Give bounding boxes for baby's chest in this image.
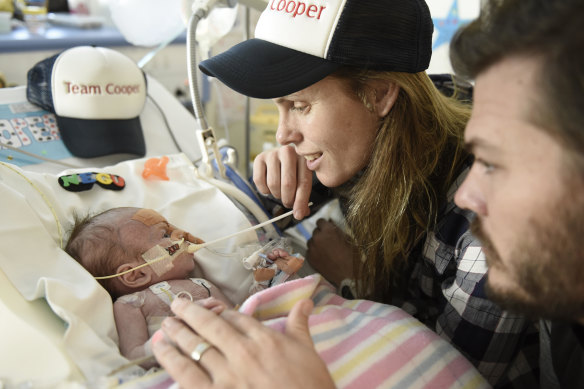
[142,279,213,314]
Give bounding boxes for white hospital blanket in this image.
[0,154,259,383]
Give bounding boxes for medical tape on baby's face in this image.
[141,238,189,276]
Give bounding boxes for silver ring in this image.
[190,341,213,362]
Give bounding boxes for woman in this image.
[152,0,538,387]
[275,69,471,303]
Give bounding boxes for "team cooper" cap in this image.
[199,0,434,99]
[27,46,147,158]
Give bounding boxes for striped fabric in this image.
[240,274,491,389]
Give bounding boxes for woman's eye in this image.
[291,104,308,112]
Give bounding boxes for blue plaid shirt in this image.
[396,168,540,388]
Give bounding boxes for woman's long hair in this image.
[331,69,471,302]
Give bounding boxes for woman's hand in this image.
[307,219,356,287]
[152,298,335,389]
[253,145,313,220]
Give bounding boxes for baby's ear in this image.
[116,263,152,289]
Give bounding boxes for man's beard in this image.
[470,199,584,321]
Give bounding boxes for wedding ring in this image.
[190,341,213,362]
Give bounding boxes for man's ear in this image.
[371,80,400,118]
[116,262,152,289]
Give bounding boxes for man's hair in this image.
[65,208,136,298]
[450,0,584,154]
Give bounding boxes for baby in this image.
[65,207,233,367]
[65,207,303,368]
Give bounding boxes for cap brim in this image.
[199,39,341,99]
[57,116,146,158]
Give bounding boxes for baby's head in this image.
[65,207,201,298]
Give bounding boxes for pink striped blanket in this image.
[124,274,490,388]
[239,274,490,389]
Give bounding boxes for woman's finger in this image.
[293,154,312,220]
[159,317,225,372]
[253,153,269,195]
[265,150,283,199]
[285,299,314,347]
[152,336,212,388]
[170,298,252,347]
[171,298,278,346]
[278,146,300,208]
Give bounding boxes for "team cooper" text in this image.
[63,81,141,95]
[268,0,327,19]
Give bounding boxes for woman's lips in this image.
[304,153,323,170]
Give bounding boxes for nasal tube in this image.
[187,204,311,254]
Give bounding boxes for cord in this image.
[0,142,81,169]
[146,94,184,154]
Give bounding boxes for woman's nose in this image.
[276,117,301,145]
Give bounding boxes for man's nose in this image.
[454,170,487,216]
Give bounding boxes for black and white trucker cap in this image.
[26,46,147,158]
[199,0,434,99]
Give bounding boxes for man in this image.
[450,0,584,387]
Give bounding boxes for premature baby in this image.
[65,207,304,368]
[65,207,233,367]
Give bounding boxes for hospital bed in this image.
[0,58,489,388]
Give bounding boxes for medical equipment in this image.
[91,205,308,281]
[141,239,189,277]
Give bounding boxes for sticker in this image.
[58,172,125,192]
[131,208,162,226]
[149,281,171,295]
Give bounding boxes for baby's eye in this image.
[163,232,171,238]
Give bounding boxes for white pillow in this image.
[0,153,259,381]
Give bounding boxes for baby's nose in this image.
[171,229,186,241]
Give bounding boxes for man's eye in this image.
[476,158,496,173]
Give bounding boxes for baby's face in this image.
[120,209,195,279]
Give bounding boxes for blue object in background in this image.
[0,102,73,166]
[432,0,474,50]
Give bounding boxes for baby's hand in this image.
[275,255,304,275]
[196,297,228,314]
[267,248,291,261]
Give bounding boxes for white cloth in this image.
[0,153,257,381]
